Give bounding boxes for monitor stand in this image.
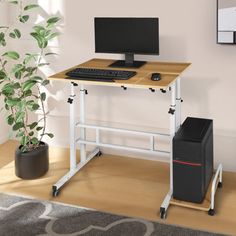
[109,53,146,68]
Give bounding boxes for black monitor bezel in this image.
[94,17,159,55]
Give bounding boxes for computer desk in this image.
[49,58,191,219]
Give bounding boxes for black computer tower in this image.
[173,117,213,203]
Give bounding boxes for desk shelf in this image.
[170,164,223,215]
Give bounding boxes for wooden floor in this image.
[0,140,236,235]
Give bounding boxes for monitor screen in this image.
[94,17,159,55]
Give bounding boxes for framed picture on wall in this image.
[217,0,236,44]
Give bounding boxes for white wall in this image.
[6,0,236,171]
[0,2,10,144]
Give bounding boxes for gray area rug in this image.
[0,193,227,236]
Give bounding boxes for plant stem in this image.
[0,58,6,72]
[22,90,31,149]
[38,116,45,123]
[37,85,46,142]
[36,48,47,143]
[19,0,23,16]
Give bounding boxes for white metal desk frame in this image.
[52,78,182,219]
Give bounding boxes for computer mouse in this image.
[151,73,161,81]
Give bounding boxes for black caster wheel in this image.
[160,207,167,219]
[208,209,215,216]
[218,182,223,188]
[52,186,60,197]
[96,151,102,157]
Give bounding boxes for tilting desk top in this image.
[49,58,191,89]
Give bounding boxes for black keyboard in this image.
[65,68,136,82]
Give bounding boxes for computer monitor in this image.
[94,17,159,68]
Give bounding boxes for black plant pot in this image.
[15,142,49,180]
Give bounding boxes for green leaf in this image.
[0,70,6,80]
[42,79,50,86]
[44,30,51,37]
[2,51,20,60]
[12,64,25,74]
[9,1,18,4]
[16,131,24,138]
[32,103,40,111]
[26,100,34,105]
[36,126,43,131]
[19,15,29,23]
[6,98,21,106]
[47,17,60,25]
[0,32,4,40]
[22,90,32,98]
[27,101,40,111]
[23,66,37,77]
[5,104,10,110]
[41,41,48,49]
[23,73,32,79]
[45,133,54,138]
[20,145,28,152]
[25,66,37,72]
[42,133,54,138]
[31,76,43,81]
[24,4,39,11]
[6,115,14,125]
[38,63,49,67]
[14,29,21,38]
[2,60,7,67]
[20,136,29,149]
[13,82,21,89]
[33,25,45,34]
[29,122,38,130]
[15,71,22,80]
[0,32,6,46]
[13,122,24,131]
[22,80,37,91]
[45,52,58,56]
[26,101,33,109]
[9,32,16,38]
[31,137,39,145]
[29,131,34,136]
[15,111,25,122]
[30,32,47,48]
[47,32,60,41]
[16,100,25,110]
[40,92,46,101]
[23,53,38,65]
[2,83,15,96]
[0,40,6,47]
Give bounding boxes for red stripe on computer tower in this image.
[173,160,202,167]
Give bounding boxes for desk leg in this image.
[175,78,181,131]
[160,81,177,219]
[70,82,77,170]
[169,81,177,193]
[80,85,86,163]
[52,83,99,197]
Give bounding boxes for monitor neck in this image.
[125,53,134,66]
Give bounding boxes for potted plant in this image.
[0,1,60,179]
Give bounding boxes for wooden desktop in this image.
[49,58,191,89]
